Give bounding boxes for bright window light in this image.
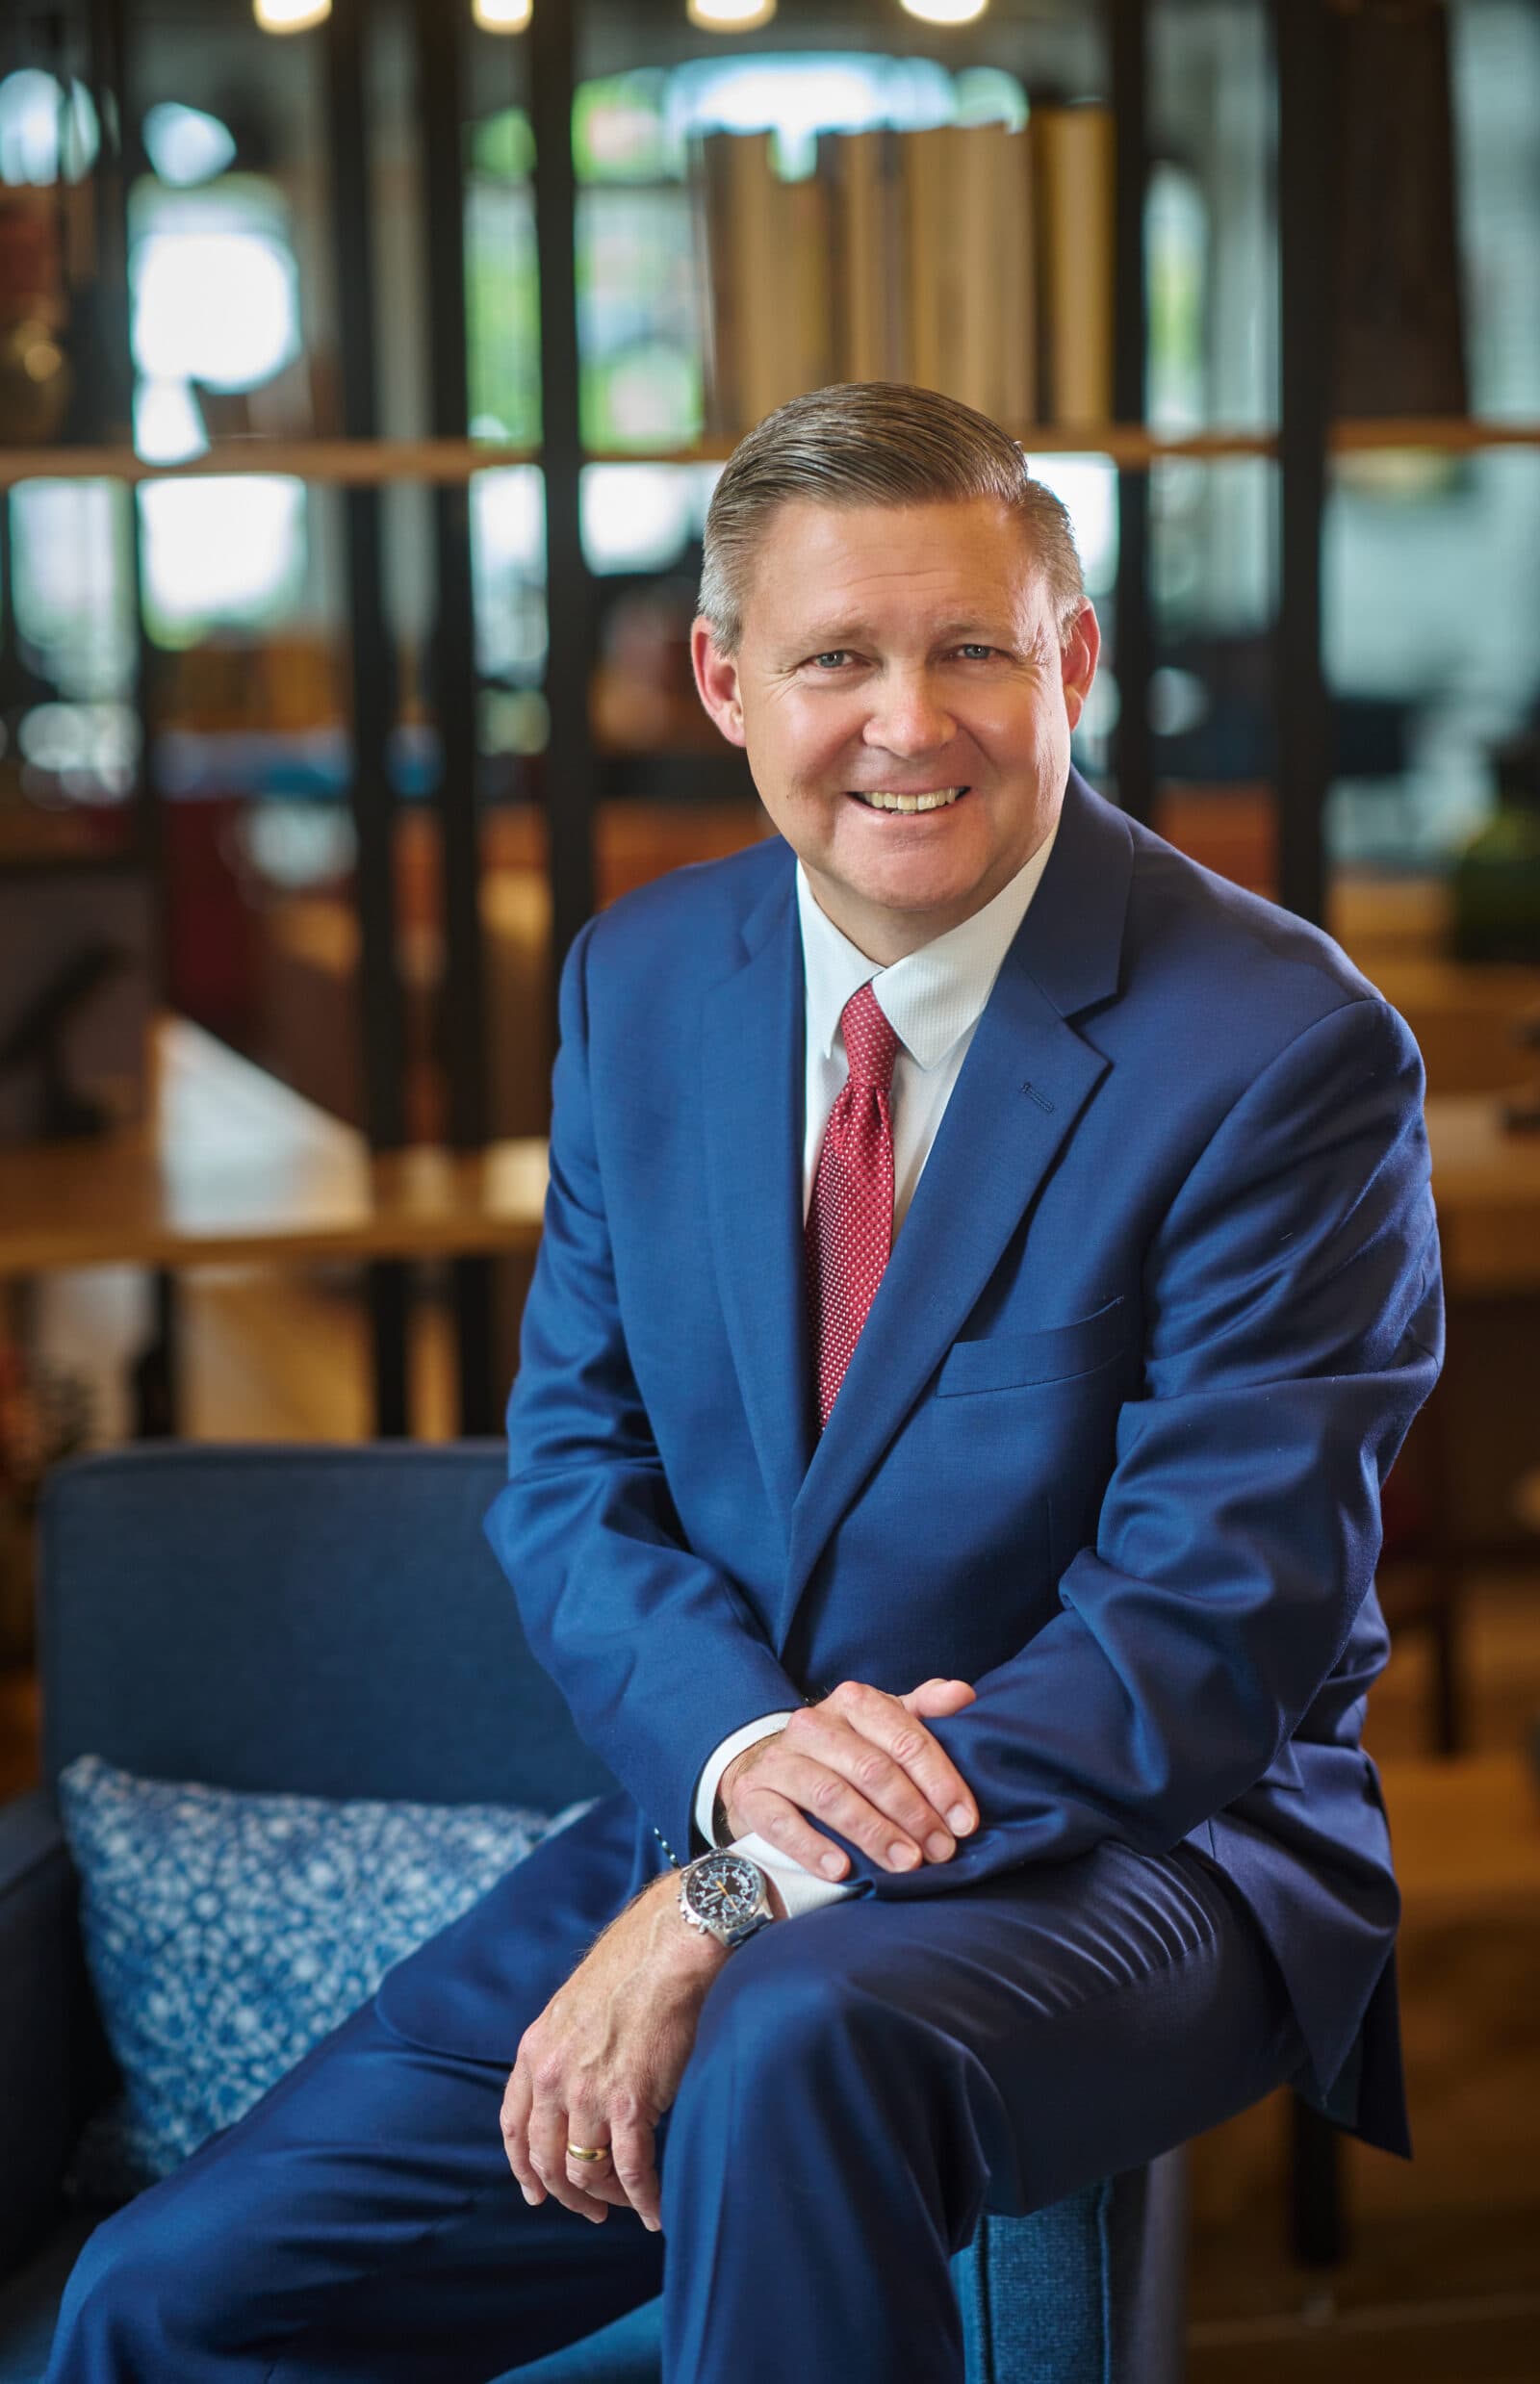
[578,464,705,575]
[0,69,99,185]
[132,228,299,390]
[1022,456,1118,597]
[664,54,959,174]
[143,102,237,188]
[10,479,137,701]
[473,467,545,575]
[134,377,209,465]
[18,702,141,802]
[140,477,306,635]
[472,468,547,679]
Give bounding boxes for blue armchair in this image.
[0,1443,1188,2384]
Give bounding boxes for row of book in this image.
[688,111,1115,440]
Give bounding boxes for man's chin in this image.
[808,857,1008,954]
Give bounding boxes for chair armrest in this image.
[0,1791,111,2281]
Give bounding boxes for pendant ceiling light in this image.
[253,0,331,31]
[899,0,988,21]
[473,0,532,27]
[687,0,779,29]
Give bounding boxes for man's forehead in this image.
[748,497,1047,638]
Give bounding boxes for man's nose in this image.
[862,674,956,756]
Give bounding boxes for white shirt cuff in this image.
[693,1711,799,1849]
[729,1830,861,1918]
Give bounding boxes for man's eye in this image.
[806,646,998,669]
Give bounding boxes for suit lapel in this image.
[701,859,816,1547]
[777,770,1135,1648]
[779,979,1109,1641]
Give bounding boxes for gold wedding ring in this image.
[567,2142,610,2164]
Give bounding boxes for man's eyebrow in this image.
[788,617,1017,649]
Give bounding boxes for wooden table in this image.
[0,1017,549,1432]
[0,1016,548,1279]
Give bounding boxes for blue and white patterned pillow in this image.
[59,1753,594,2199]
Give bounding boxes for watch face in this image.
[687,1853,764,1930]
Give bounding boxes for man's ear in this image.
[1060,602,1101,734]
[690,618,747,750]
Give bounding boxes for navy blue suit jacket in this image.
[479,767,1442,2160]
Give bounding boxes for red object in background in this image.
[1379,1464,1431,1566]
[162,797,259,1050]
[0,192,61,311]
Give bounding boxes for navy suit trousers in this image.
[49,1795,1306,2384]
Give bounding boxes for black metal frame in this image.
[1110,0,1153,830]
[415,0,498,1434]
[1271,0,1341,2268]
[1272,0,1332,935]
[530,0,599,982]
[324,0,411,1435]
[84,0,184,1437]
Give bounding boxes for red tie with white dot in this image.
[806,979,902,1433]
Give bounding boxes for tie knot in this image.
[840,980,900,1093]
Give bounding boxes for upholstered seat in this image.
[0,1445,1189,2383]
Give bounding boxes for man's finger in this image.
[900,1677,977,1720]
[528,2098,610,2224]
[825,1680,979,1839]
[610,2115,662,2232]
[564,2114,627,2208]
[788,1701,969,1859]
[747,1733,935,1869]
[732,1779,854,1880]
[500,2064,540,2201]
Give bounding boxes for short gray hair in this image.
[697,381,1087,659]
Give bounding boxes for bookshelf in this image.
[1,0,1531,1443]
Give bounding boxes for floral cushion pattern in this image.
[59,1753,593,2197]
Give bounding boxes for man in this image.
[52,382,1443,2383]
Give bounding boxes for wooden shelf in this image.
[7,419,1540,489]
[0,438,539,489]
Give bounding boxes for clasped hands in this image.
[499,1674,979,2229]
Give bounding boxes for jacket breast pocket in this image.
[936,1295,1130,1397]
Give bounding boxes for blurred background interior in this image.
[0,0,1538,2374]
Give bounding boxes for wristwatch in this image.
[678,1848,776,1950]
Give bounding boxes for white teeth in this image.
[854,787,965,811]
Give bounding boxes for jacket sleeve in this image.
[483,915,808,1865]
[834,992,1445,1903]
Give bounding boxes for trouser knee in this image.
[50,2195,229,2380]
[669,1927,991,2239]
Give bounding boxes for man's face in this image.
[691,495,1099,962]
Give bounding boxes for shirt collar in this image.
[796,806,1063,1072]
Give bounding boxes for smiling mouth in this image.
[847,786,970,813]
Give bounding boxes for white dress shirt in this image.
[691,805,1065,1916]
